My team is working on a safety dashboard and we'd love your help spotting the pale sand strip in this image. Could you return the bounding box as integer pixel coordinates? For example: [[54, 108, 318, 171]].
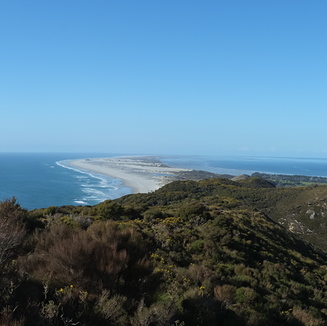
[[67, 156, 191, 194]]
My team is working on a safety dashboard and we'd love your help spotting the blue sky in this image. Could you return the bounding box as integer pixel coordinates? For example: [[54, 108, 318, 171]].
[[1, 1, 327, 157]]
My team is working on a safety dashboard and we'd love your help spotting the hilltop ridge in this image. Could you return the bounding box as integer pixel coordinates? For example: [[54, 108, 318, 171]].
[[2, 176, 326, 325]]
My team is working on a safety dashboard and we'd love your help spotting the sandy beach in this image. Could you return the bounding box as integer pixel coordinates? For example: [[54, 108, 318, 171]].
[[67, 156, 191, 194]]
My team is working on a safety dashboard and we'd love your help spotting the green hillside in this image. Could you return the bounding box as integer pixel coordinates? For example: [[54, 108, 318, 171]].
[[2, 177, 327, 325]]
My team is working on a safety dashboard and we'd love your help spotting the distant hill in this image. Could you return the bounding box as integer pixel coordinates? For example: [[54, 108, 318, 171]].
[[252, 172, 327, 187]]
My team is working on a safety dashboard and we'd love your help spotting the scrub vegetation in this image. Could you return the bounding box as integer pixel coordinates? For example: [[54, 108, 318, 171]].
[[3, 177, 327, 325]]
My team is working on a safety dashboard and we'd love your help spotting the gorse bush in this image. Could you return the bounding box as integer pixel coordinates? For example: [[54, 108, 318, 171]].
[[2, 177, 327, 324], [23, 221, 151, 293], [0, 198, 26, 269]]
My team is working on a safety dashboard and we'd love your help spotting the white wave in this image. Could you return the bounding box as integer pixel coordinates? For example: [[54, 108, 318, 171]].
[[83, 196, 98, 200], [74, 200, 88, 205], [56, 160, 132, 205], [76, 175, 88, 180]]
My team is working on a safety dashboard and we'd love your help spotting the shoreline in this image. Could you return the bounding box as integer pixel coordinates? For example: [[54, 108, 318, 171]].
[[67, 156, 192, 194]]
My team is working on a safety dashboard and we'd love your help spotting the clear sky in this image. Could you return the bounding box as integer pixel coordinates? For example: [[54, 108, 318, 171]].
[[1, 1, 327, 157]]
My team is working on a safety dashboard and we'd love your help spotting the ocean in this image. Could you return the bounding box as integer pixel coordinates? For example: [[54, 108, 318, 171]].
[[1, 153, 327, 210], [0, 153, 131, 210]]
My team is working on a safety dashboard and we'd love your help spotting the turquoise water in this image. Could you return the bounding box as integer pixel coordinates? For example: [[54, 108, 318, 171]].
[[1, 153, 327, 210]]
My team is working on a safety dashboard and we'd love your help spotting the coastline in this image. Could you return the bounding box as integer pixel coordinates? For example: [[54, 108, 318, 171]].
[[66, 156, 327, 199], [67, 156, 192, 194]]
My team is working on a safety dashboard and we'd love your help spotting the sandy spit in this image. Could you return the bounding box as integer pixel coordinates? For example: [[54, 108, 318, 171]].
[[67, 156, 191, 194]]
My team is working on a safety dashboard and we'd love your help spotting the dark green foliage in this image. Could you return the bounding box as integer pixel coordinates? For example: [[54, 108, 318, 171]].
[[92, 200, 125, 219], [3, 177, 327, 324], [178, 202, 210, 222], [238, 176, 276, 188]]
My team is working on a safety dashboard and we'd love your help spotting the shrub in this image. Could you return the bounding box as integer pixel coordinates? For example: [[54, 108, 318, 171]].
[[178, 202, 209, 221], [93, 201, 125, 219], [23, 222, 128, 291], [0, 198, 26, 269], [95, 290, 128, 325], [235, 287, 259, 304], [214, 284, 236, 306], [291, 306, 325, 326]]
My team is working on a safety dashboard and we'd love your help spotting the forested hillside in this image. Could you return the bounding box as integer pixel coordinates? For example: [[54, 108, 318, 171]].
[[2, 177, 327, 325]]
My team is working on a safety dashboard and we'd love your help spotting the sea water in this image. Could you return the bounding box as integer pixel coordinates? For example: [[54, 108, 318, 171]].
[[161, 156, 327, 177], [1, 153, 327, 210], [0, 153, 132, 210]]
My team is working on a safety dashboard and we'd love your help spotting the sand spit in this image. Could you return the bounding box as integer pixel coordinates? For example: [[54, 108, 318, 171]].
[[67, 156, 192, 194]]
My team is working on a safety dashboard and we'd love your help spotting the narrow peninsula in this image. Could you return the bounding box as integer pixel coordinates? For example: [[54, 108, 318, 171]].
[[68, 156, 222, 194]]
